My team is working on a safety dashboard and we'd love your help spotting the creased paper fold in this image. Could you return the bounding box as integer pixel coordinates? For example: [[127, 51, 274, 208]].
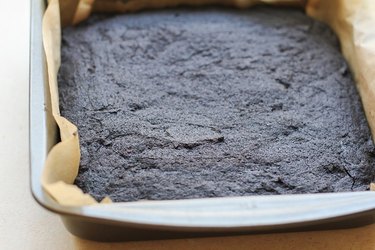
[[42, 0, 375, 206]]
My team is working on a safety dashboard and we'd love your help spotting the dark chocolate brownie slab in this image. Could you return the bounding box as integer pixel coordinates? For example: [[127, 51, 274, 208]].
[[58, 7, 375, 202]]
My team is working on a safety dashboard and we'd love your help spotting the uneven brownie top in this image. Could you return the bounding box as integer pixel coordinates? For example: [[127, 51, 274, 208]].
[[59, 7, 375, 202]]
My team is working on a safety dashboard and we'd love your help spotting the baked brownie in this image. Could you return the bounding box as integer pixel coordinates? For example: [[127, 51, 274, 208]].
[[58, 7, 375, 202]]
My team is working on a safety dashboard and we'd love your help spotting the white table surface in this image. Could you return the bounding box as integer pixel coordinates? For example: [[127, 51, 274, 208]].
[[1, 1, 375, 249]]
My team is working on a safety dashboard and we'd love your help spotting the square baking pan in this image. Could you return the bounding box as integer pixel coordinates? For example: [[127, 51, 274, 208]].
[[30, 0, 375, 242]]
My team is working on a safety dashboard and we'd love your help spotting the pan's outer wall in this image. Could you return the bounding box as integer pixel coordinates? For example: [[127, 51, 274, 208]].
[[61, 212, 375, 242]]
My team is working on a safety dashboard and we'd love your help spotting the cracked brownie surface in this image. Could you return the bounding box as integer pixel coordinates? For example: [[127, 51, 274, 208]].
[[58, 7, 375, 202]]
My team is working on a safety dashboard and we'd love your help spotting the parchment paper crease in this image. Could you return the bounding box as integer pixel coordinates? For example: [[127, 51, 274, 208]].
[[42, 0, 375, 206]]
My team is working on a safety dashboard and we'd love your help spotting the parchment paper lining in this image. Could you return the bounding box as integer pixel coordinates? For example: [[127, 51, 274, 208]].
[[42, 0, 375, 206]]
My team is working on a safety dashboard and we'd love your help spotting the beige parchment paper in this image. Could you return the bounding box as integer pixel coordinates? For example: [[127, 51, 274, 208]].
[[42, 0, 375, 206]]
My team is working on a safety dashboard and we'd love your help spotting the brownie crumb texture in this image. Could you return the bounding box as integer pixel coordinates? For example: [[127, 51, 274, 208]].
[[58, 7, 375, 202]]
